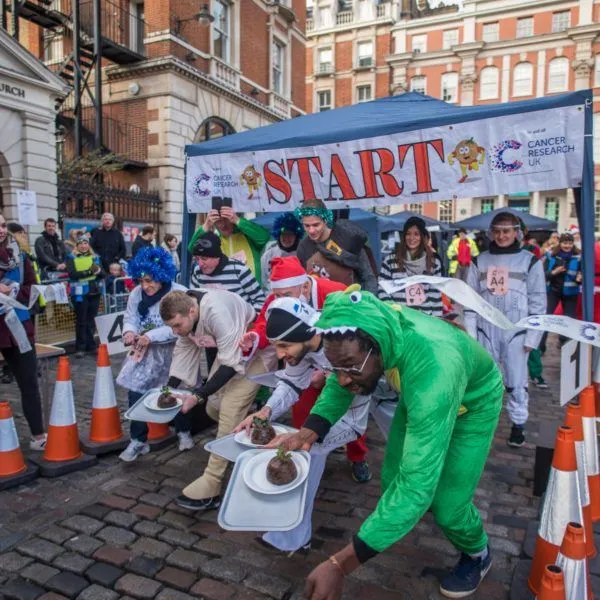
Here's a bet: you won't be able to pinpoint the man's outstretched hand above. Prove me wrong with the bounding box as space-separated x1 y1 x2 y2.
265 428 318 452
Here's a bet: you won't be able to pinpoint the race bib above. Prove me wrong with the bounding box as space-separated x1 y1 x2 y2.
486 266 509 296
405 283 426 306
231 250 247 264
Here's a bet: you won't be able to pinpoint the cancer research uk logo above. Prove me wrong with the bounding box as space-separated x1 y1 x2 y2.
193 173 211 197
490 140 523 174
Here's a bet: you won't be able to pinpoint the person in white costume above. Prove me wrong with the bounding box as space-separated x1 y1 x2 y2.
464 212 546 448
235 297 369 554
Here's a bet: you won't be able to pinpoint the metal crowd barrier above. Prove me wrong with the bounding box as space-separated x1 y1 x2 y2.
106 277 131 314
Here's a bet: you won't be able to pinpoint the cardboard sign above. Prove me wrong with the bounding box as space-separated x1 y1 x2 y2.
406 283 426 306
95 311 126 355
560 339 591 406
487 266 509 296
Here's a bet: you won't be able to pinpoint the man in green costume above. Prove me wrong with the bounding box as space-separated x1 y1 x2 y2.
269 287 503 599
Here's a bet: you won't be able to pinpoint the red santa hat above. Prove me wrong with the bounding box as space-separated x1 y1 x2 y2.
269 256 309 289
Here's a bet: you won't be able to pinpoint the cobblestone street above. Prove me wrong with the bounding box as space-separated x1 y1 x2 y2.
0 341 588 599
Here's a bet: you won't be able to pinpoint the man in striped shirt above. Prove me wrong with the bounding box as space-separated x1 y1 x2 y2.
190 232 265 314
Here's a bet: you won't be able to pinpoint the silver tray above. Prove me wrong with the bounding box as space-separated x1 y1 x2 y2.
218 448 310 532
204 423 298 463
123 388 183 424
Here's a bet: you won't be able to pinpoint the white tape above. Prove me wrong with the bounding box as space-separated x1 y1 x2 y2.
0 417 19 452
49 381 76 426
380 276 600 348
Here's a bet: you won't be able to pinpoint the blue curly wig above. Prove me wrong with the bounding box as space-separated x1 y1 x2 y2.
128 246 177 283
272 213 304 240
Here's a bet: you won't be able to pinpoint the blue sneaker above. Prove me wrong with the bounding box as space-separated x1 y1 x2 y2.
351 461 372 483
439 548 492 598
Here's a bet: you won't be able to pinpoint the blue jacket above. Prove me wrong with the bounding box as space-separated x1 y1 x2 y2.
545 254 581 297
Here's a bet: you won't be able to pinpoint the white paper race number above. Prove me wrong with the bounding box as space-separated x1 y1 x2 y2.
95 311 126 355
560 339 591 406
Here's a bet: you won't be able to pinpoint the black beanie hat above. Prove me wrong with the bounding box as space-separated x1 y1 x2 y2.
266 298 317 342
403 216 429 239
192 232 223 258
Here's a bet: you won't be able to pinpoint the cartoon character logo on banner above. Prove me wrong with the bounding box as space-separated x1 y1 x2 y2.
239 165 262 199
447 138 486 183
193 173 211 197
490 140 523 174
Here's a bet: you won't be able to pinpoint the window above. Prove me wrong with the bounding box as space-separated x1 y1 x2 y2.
547 57 569 93
410 76 426 94
441 72 458 103
272 40 285 95
318 48 332 73
443 29 458 50
412 34 427 54
357 0 372 21
508 197 530 212
357 41 373 67
595 55 600 87
129 0 145 54
481 198 495 213
193 117 235 143
357 85 371 103
213 0 230 62
479 66 499 100
552 11 570 33
513 62 533 96
318 6 332 27
439 200 454 223
43 34 63 62
544 197 559 222
409 203 423 215
317 90 332 111
569 203 577 218
516 17 533 38
482 22 499 43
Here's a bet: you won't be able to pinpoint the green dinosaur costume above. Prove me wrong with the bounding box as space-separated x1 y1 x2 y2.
305 289 503 561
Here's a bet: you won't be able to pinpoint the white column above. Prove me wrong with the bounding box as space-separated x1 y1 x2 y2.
579 0 593 26
531 191 541 217
501 55 510 102
536 50 546 97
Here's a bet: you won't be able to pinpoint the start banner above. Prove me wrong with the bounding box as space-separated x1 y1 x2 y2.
186 105 585 213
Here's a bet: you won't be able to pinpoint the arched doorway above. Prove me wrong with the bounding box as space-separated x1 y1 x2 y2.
193 117 235 143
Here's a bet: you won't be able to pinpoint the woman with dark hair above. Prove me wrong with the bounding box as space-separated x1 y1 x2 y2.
378 216 444 317
161 234 181 273
0 214 46 449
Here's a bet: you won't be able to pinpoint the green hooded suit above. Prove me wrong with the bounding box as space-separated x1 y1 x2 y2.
304 288 503 562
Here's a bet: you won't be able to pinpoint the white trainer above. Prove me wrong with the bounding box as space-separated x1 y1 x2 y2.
29 434 47 452
178 431 194 451
119 440 150 462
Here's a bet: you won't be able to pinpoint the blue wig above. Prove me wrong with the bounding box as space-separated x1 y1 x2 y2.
272 212 304 240
128 246 177 283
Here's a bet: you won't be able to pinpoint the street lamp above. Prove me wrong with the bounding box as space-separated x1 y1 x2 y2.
174 3 214 34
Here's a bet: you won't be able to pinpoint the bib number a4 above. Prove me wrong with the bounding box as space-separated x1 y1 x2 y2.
486 266 509 296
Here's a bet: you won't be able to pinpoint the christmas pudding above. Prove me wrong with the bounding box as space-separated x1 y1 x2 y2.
157 386 178 408
250 417 276 445
266 446 298 486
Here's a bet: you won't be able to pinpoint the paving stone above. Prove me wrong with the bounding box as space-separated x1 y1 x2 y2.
79 505 111 521
129 537 173 559
2 578 46 600
76 584 119 600
61 516 104 536
201 559 247 584
100 494 137 511
243 572 291 599
155 590 197 600
92 545 132 567
158 528 199 549
2 551 34 573
131 504 162 520
0 532 26 553
156 567 196 591
113 485 146 500
46 571 89 598
127 555 163 578
114 573 163 599
20 564 60 586
133 521 165 537
96 526 137 547
38 594 69 600
234 548 272 568
165 548 206 572
17 538 65 562
190 578 234 600
489 536 522 557
64 536 104 557
139 493 171 508
193 538 232 557
39 527 77 545
53 553 94 575
101 511 139 529
85 563 123 587
157 512 194 531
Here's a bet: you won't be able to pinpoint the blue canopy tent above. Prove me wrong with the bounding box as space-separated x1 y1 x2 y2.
183 90 594 319
452 207 557 232
252 208 383 267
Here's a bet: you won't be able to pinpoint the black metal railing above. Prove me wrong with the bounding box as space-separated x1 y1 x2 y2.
58 175 161 229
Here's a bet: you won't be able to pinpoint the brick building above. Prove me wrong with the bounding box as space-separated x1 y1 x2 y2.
307 0 600 232
4 0 306 234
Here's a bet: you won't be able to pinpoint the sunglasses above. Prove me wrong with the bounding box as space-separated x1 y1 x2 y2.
325 347 373 375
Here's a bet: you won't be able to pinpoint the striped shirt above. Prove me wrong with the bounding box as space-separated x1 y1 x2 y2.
191 258 266 313
378 253 444 317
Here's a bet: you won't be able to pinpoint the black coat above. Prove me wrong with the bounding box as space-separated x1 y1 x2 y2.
90 227 126 271
34 232 68 270
131 236 153 258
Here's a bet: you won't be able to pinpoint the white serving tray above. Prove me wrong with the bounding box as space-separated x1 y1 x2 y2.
123 388 183 424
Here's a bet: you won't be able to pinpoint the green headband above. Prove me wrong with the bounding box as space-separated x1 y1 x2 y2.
294 206 334 228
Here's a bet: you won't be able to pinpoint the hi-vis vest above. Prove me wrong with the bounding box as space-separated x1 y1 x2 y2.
71 255 101 301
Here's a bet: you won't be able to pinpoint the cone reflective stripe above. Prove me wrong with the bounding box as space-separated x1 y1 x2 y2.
579 387 600 522
555 523 591 600
528 426 583 595
89 345 123 443
43 356 82 462
536 565 566 600
0 402 27 477
563 402 596 558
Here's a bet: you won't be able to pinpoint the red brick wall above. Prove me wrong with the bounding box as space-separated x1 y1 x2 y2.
375 33 390 68
240 1 270 89
306 81 313 113
291 36 306 111
335 78 351 107
335 41 353 71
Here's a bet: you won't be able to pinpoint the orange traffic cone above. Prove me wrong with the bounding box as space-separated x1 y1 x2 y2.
563 402 596 558
579 387 600 523
30 356 97 476
147 421 176 450
0 402 38 490
528 426 584 595
81 345 127 455
555 522 592 600
536 565 566 600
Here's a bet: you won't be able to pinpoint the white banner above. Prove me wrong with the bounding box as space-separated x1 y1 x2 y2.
186 105 584 213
